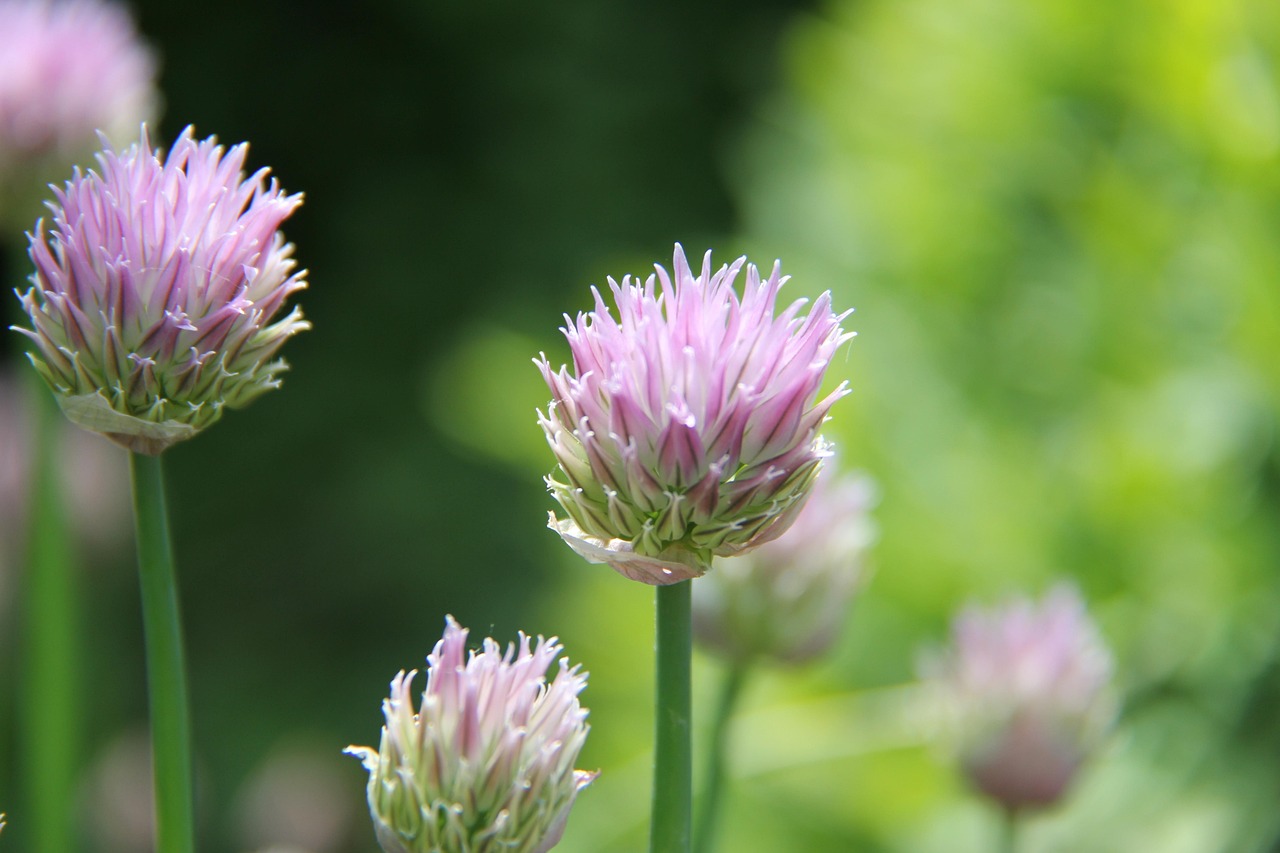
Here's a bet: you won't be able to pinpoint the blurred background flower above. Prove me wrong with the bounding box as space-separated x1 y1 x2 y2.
2 0 1280 850
919 585 1115 816
692 466 875 666
0 0 157 238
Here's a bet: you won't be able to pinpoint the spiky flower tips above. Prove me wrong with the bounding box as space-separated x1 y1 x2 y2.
347 618 596 853
537 245 853 585
12 126 309 455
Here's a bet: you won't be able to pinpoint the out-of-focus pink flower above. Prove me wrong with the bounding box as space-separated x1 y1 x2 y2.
0 0 158 235
692 468 875 665
346 618 596 853
921 585 1116 812
537 244 853 585
234 744 354 853
12 126 309 454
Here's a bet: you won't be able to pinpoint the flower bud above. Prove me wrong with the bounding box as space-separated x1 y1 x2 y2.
537 244 853 584
12 126 309 454
347 618 596 853
921 585 1116 812
692 468 875 664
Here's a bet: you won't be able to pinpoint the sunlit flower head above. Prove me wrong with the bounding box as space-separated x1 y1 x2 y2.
0 0 158 234
692 467 875 665
921 584 1116 812
537 244 853 585
12 126 309 454
346 617 596 853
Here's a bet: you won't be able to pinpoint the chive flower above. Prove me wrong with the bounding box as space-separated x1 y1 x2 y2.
0 0 158 235
346 617 596 853
921 585 1116 812
692 467 875 665
12 126 309 454
537 244 853 585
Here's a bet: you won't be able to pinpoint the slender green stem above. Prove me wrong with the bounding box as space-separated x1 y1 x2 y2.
692 662 749 853
651 579 693 853
22 385 78 853
1000 807 1020 853
129 452 195 853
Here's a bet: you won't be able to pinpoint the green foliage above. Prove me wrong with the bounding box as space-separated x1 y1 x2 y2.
721 0 1280 846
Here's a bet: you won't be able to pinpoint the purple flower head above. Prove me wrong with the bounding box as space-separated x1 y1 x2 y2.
537 244 853 585
12 126 309 454
346 617 596 853
921 585 1116 812
692 467 875 665
0 0 158 233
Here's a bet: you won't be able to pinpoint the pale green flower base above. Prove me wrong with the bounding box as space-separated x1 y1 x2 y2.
60 393 198 455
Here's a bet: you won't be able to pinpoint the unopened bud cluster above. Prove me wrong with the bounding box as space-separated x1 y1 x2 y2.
537 245 852 584
12 127 308 453
347 618 595 853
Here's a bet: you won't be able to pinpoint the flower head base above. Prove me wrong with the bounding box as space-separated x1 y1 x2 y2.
537 245 853 584
346 617 596 853
12 126 309 454
920 585 1116 812
0 0 158 235
692 468 875 665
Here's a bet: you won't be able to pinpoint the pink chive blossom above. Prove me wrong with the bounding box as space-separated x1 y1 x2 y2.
692 467 875 665
920 585 1116 813
536 244 853 585
11 126 309 454
346 618 596 853
0 0 158 234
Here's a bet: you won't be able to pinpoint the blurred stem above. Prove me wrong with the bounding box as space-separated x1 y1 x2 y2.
130 452 195 853
22 384 78 853
1000 807 1020 853
651 579 692 853
693 661 749 853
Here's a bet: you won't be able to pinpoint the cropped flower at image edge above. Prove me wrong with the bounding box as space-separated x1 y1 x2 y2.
537 245 853 585
347 617 596 853
11 126 308 454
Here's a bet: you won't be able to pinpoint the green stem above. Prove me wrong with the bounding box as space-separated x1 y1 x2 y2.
129 452 195 853
651 580 693 853
1000 807 1020 853
22 385 78 853
692 662 749 853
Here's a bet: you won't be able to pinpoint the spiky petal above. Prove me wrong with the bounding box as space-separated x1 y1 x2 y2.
920 585 1116 812
11 126 309 454
692 467 875 664
346 618 596 853
536 244 853 584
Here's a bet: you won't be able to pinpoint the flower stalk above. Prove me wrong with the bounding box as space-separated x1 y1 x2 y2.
692 661 748 853
129 452 194 853
21 383 78 853
652 579 693 853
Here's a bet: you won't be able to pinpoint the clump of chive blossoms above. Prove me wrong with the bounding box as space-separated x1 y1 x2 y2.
0 0 157 234
537 245 853 585
12 126 309 454
346 618 596 853
692 467 875 665
921 585 1116 813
